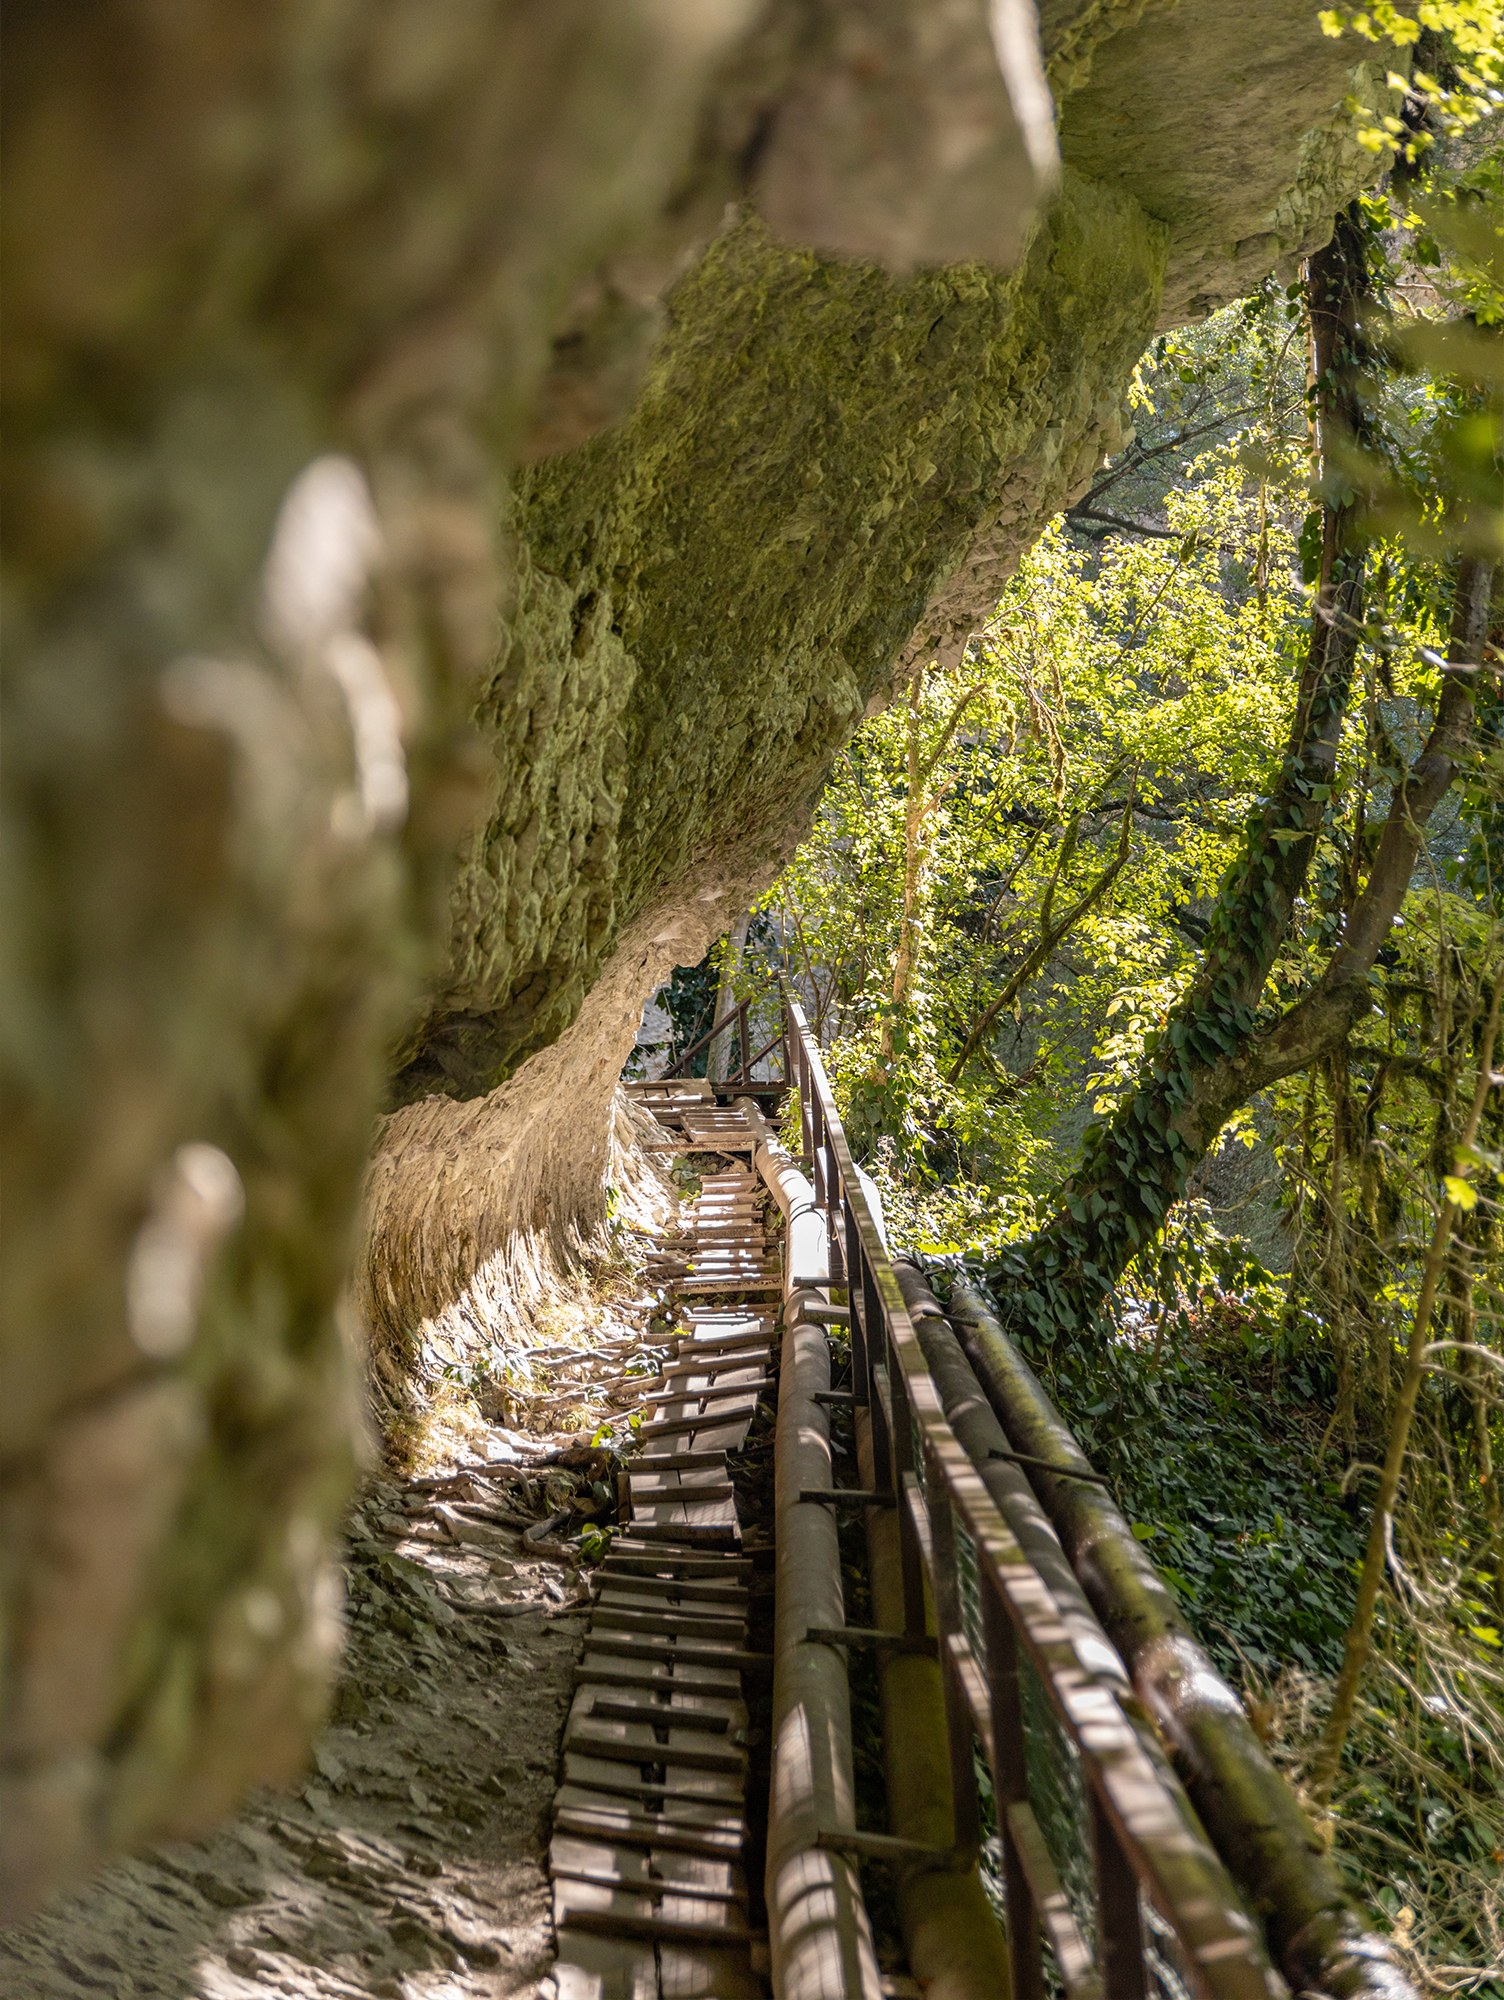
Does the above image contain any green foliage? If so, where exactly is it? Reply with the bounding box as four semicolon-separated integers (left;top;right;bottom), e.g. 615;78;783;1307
960;1247;1369;1677
756;139;1504;1986
768;417;1315;1184
1317;3;1503;159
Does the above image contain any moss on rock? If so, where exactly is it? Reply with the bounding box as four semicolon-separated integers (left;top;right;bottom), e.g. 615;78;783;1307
397;178;1168;1103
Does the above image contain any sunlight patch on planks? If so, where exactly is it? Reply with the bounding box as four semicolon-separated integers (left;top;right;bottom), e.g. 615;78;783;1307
548;1146;777;1998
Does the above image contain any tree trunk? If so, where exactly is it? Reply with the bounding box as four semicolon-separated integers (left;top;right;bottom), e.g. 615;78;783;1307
880;672;930;1066
997;227;1495;1342
1307;976;1503;1803
709;910;753;1081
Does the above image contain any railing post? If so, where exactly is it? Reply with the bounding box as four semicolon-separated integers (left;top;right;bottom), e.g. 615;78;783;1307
738;997;750;1083
923;1457;983;1865
981;1563;1046;2000
846;1223;870;1414
828;1162;845;1287
887;1348;926;1639
1092;1796;1147;2000
852;1236;891;1497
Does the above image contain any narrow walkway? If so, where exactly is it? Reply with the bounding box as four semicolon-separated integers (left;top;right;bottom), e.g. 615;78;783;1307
549;1135;778;1999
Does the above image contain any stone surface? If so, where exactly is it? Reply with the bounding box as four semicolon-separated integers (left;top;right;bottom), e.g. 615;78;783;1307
395;175;1165;1110
3;0;1383;1909
0;1477;588;1999
2;0;763;1912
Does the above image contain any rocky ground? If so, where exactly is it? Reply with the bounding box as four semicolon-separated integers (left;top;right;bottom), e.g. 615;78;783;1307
1;1467;596;2000
2;1148;783;2000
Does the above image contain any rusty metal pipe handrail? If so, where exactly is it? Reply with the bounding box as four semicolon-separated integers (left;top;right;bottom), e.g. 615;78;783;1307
737;1100;1008;2000
756;1102;883;1999
943;1272;1417;2000
778;977;1283;2000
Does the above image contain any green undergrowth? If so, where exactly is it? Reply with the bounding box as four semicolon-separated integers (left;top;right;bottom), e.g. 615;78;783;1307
948;1254;1504;1994
996;1277;1371;1681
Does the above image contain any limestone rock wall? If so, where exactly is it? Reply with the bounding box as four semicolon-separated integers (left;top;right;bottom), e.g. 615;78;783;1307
370;0;1389;1337
4;0;1380;1914
395;179;1165;1104
0;0;767;1915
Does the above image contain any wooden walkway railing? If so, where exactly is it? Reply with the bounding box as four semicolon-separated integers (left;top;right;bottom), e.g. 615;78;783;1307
777;979;1284;2000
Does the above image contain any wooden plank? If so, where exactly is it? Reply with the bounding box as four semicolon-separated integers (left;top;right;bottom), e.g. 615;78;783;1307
574;1661;745;1699
592;1572;748;1604
556;1905;756;1949
564;1730;746;1774
553;1865;746;1908
636;1405;758;1441
677;1262;776;1278
674;1277;782;1295
629;1514;739;1547
596;1586;748;1619
548;1930;659;2000
623;1449;730;1471
557;1782;745;1822
646;1378;767;1410
593;1605;747;1640
564;1763;745;1806
550;1833;744;1895
630;1520;740;1550
602;1543;753;1574
572;1684;744;1720
626;1479;736;1507
554;1804;746;1857
583;1631;770;1669
659;1942;764;2000
624;1498;738;1531
605;1533;747;1556
672;1328;775;1354
582;1701;736;1735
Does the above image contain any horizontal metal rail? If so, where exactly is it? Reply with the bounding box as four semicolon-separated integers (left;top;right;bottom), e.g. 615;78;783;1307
779;978;1282;2000
659;981;789;1084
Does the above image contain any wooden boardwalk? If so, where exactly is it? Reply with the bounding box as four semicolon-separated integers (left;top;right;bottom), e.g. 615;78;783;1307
550;1117;773;1999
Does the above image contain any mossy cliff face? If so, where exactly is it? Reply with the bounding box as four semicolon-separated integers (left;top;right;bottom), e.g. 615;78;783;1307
396;0;1386;1130
375;0;1380;1319
364;178;1161;1343
396;182;1164;1106
4;0;1380;1915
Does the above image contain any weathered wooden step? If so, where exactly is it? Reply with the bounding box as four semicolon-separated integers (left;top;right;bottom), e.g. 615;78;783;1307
555;1798;746;1857
593;1605;747;1641
603;1542;752;1576
637;1407;758;1443
575;1663;744;1700
582;1631;769;1670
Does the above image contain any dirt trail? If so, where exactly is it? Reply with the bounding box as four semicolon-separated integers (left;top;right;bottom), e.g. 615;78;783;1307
1;1471;592;1999
1;1147;767;2000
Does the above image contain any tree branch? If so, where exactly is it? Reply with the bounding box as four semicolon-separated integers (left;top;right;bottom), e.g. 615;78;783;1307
948;801;1134;1084
1066;507;1181;542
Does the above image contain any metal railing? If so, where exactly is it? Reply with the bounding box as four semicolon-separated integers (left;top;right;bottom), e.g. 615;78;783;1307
778;980;1281;2000
658;984;789;1085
